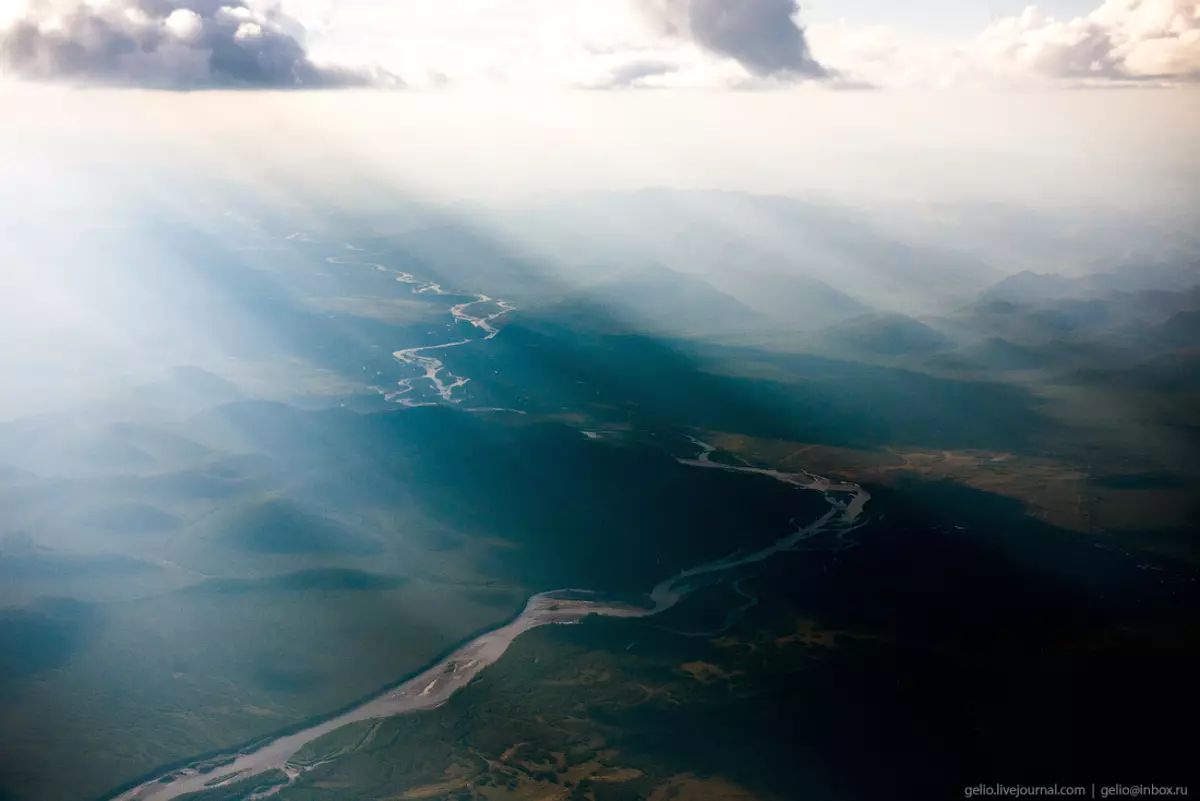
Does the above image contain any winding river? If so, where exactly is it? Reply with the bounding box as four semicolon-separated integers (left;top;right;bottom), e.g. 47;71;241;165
111;442;869;801
106;244;871;800
324;251;515;407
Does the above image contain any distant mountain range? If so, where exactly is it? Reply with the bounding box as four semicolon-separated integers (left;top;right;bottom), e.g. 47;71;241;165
813;313;954;357
541;262;872;336
775;259;1200;391
981;260;1200;304
699;266;870;331
417;189;1002;317
548;264;764;334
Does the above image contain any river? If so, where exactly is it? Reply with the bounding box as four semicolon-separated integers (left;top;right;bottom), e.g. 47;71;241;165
106;242;871;800
110;439;869;800
324;252;515;408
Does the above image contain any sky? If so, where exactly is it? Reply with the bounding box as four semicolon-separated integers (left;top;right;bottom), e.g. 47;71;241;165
0;0;1198;89
0;0;1197;420
804;0;1104;35
0;2;1197;215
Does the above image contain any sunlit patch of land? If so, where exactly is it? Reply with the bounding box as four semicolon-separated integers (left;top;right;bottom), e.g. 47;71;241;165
775;620;840;649
276;627;754;800
710;635;758;653
705;430;1089;527
772;619;890;650
647;773;763;801
677;661;743;684
701;431;1196;551
387;762;477;799
707;617;889;655
498;742;529;763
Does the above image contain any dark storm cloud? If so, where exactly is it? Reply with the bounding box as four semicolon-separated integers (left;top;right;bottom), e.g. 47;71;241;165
0;0;393;88
636;0;827;79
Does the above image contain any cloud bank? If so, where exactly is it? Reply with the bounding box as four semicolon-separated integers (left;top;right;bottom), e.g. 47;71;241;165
634;0;827;79
977;0;1200;82
813;0;1200;87
0;0;391;88
2;0;1196;89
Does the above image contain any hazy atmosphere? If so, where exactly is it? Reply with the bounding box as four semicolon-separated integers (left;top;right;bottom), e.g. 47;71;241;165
1;2;1198;801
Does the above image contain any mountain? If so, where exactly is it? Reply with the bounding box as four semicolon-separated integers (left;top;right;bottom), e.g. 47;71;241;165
382;221;565;302
1070;350;1200;394
923;283;1200;375
197;497;383;556
980;261;1200;306
1090;259;1200;294
462;189;999;315
701;267;870;330
936;337;1055;372
120;366;247;418
2;190;1197;801
815;313;955;357
1155;310;1200;349
980;271;1091;304
551;264;764;334
0;417;213;478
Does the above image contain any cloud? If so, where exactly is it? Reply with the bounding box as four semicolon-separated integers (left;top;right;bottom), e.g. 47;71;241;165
0;0;394;88
810;0;1200;88
8;0;1189;90
975;0;1200;82
633;0;827;79
588;57;679;88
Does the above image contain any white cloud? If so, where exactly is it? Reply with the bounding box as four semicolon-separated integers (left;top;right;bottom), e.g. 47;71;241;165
234;21;263;40
813;0;1200;87
974;0;1200;81
310;0;1199;89
164;9;203;42
2;0;1196;89
0;0;394;87
218;5;256;24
